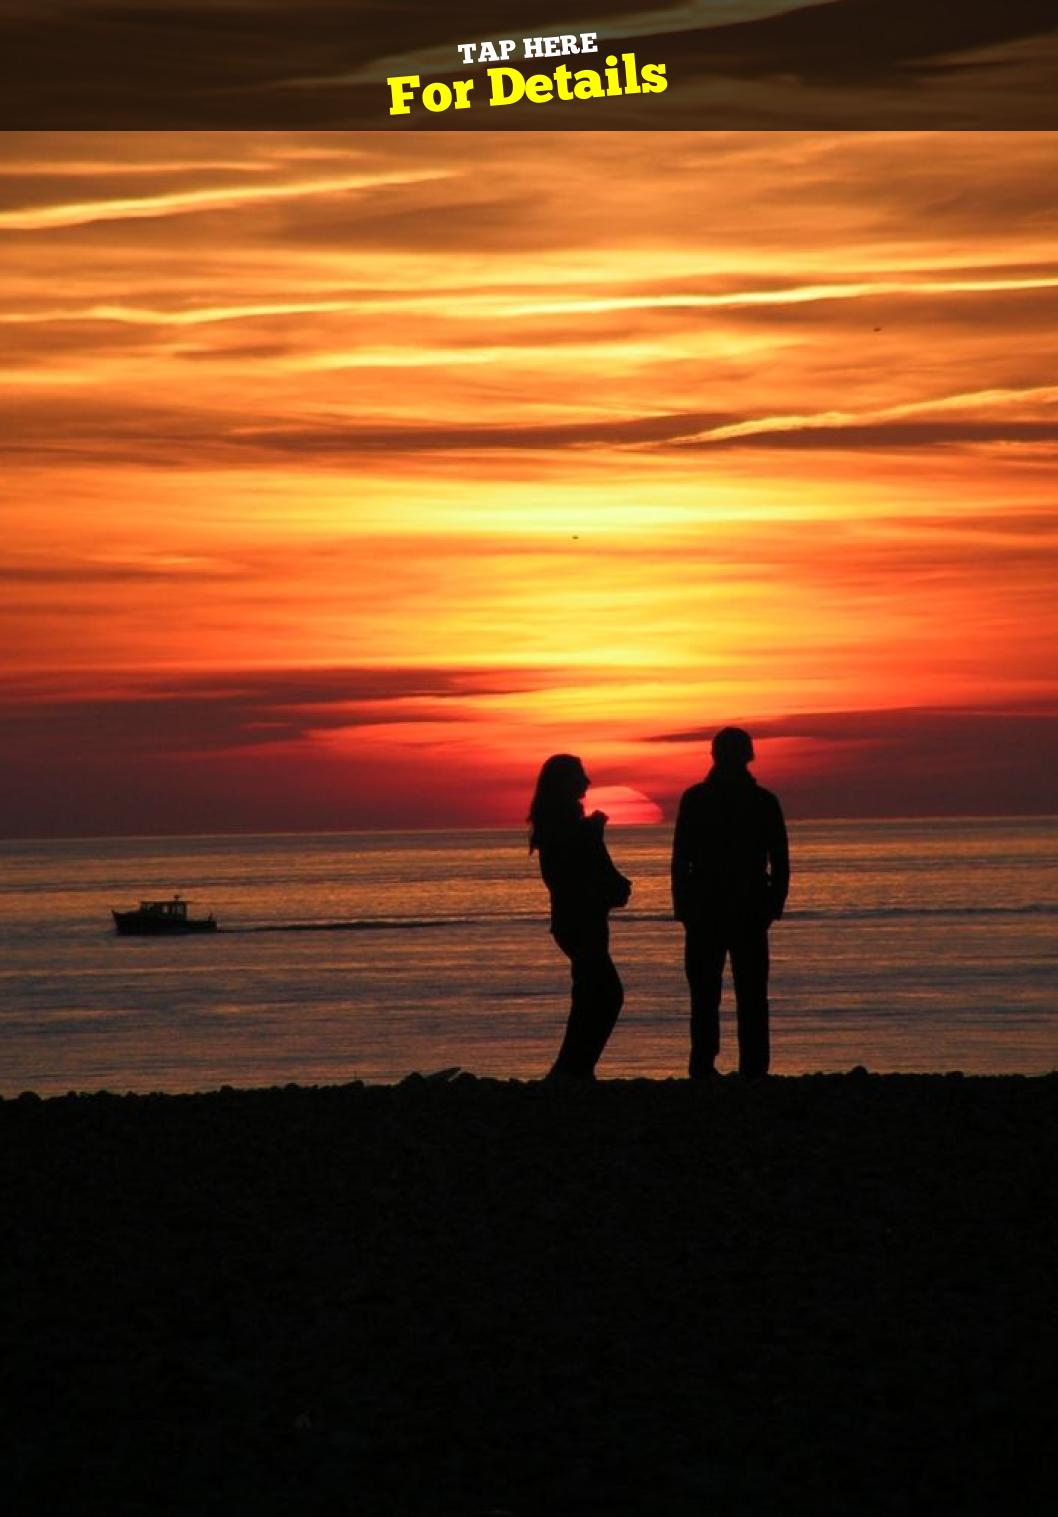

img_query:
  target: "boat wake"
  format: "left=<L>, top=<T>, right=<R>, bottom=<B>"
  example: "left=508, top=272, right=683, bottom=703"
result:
left=222, top=902, right=1058, bottom=934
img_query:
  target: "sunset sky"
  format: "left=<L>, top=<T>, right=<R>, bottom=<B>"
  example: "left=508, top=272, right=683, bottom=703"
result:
left=3, top=130, right=1058, bottom=835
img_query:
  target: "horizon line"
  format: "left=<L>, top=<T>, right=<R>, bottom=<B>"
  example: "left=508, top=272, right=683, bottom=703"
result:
left=3, top=812, right=1058, bottom=847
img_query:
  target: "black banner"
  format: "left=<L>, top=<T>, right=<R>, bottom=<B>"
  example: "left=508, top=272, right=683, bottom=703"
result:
left=2, top=0, right=1057, bottom=129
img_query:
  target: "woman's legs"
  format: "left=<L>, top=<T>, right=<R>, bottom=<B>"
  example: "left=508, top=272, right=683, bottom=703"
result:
left=549, top=918, right=624, bottom=1078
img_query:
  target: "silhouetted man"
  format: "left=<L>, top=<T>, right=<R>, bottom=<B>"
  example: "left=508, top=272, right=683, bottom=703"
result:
left=671, top=727, right=789, bottom=1078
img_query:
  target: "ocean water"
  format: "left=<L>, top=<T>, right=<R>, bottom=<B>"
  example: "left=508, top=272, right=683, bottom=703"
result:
left=0, top=819, right=1055, bottom=1094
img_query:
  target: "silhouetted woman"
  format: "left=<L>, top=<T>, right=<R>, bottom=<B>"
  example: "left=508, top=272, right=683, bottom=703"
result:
left=529, top=754, right=632, bottom=1080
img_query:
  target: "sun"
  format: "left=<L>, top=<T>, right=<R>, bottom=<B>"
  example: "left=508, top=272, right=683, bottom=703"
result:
left=587, top=785, right=663, bottom=826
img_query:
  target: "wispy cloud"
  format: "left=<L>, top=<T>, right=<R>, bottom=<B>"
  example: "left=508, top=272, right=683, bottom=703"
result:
left=0, top=169, right=453, bottom=231
left=667, top=384, right=1058, bottom=451
left=499, top=274, right=1058, bottom=319
left=0, top=665, right=547, bottom=757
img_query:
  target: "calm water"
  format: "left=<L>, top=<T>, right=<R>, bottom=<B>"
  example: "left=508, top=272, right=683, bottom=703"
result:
left=1, top=819, right=1056, bottom=1094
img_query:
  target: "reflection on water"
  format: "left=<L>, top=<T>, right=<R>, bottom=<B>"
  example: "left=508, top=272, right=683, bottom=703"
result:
left=0, top=819, right=1055, bottom=1092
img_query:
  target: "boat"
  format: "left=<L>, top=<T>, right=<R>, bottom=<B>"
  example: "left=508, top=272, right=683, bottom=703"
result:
left=112, top=895, right=218, bottom=935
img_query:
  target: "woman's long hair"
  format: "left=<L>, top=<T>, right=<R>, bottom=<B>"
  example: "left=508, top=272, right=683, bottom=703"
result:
left=528, top=753, right=586, bottom=853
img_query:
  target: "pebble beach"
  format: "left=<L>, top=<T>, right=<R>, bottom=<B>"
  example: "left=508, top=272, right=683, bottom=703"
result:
left=5, top=1072, right=1056, bottom=1515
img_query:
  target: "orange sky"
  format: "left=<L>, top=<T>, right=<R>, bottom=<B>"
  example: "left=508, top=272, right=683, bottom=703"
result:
left=2, top=130, right=1057, bottom=835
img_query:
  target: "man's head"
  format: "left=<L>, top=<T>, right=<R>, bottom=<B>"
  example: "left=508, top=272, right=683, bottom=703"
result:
left=711, top=726, right=755, bottom=770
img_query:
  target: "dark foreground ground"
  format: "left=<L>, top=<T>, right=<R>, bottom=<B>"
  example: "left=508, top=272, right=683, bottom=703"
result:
left=4, top=1072, right=1056, bottom=1516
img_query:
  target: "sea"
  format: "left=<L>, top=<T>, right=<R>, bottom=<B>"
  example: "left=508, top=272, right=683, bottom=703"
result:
left=1, top=819, right=1055, bottom=1095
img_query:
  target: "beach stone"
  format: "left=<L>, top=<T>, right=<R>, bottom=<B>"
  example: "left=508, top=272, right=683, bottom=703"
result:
left=421, top=1066, right=462, bottom=1084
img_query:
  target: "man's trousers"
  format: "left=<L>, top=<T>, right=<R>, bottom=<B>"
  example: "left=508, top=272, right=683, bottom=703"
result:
left=683, top=918, right=770, bottom=1077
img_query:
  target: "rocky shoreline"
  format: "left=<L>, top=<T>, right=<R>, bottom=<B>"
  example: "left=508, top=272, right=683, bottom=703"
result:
left=4, top=1072, right=1055, bottom=1514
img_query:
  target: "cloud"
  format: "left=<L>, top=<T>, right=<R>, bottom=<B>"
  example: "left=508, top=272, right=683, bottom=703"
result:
left=650, top=0, right=1058, bottom=82
left=666, top=384, right=1058, bottom=453
left=650, top=702, right=1058, bottom=744
left=497, top=272, right=1058, bottom=319
left=646, top=702, right=1058, bottom=816
left=680, top=420, right=1058, bottom=452
left=0, top=664, right=562, bottom=759
left=228, top=410, right=737, bottom=455
left=0, top=551, right=249, bottom=583
left=0, top=169, right=453, bottom=231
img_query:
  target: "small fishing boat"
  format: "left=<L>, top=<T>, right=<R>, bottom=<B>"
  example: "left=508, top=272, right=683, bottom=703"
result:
left=112, top=895, right=218, bottom=935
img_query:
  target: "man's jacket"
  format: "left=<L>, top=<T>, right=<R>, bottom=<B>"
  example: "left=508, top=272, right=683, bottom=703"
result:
left=671, top=768, right=790, bottom=925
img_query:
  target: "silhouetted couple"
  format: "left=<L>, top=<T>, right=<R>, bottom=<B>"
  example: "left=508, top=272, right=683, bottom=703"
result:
left=529, top=729, right=790, bottom=1081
